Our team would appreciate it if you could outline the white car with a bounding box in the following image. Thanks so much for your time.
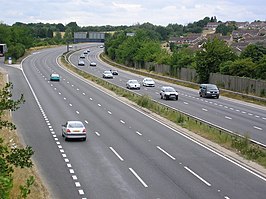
[160,86,178,100]
[103,70,113,78]
[78,60,85,66]
[90,62,97,66]
[126,80,140,89]
[143,78,155,87]
[80,54,85,59]
[62,121,87,141]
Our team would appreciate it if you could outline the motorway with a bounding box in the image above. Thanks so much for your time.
[1,44,266,199]
[69,46,266,146]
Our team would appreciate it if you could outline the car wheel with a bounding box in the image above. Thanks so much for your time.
[160,94,163,99]
[176,96,178,100]
[83,137,86,141]
[65,137,68,141]
[216,95,219,99]
[62,132,65,137]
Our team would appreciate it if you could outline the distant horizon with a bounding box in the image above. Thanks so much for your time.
[1,0,265,27]
[2,19,266,28]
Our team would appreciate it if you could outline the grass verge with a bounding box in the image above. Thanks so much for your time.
[61,54,266,168]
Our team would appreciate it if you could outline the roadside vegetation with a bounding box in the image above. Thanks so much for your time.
[1,16,266,197]
[61,54,266,168]
[0,73,48,198]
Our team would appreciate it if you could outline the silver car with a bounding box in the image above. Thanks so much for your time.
[160,86,178,100]
[103,70,113,78]
[62,121,87,141]
[143,78,155,87]
[126,80,140,89]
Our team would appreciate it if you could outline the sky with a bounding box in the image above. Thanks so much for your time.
[1,0,265,27]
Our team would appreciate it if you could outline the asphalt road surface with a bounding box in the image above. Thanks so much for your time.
[1,44,266,199]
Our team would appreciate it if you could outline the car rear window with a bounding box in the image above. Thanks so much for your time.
[68,123,84,128]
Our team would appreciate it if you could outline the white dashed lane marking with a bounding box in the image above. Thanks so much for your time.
[136,131,142,136]
[184,166,211,187]
[110,147,124,161]
[156,146,176,160]
[225,116,232,120]
[129,168,148,188]
[254,126,263,131]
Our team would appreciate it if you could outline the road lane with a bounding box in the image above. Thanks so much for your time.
[2,45,266,198]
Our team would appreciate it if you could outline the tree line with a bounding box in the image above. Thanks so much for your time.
[0,16,218,61]
[105,29,266,82]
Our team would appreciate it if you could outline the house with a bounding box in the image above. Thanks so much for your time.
[249,21,266,29]
[206,22,222,30]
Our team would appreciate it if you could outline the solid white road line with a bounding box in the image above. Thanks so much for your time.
[129,168,148,188]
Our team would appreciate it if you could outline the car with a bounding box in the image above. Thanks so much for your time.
[160,86,178,100]
[90,62,97,66]
[83,50,88,54]
[62,121,86,141]
[86,49,90,53]
[102,70,114,78]
[110,69,118,75]
[126,80,140,89]
[143,77,155,87]
[78,60,85,66]
[80,54,85,59]
[199,84,220,98]
[50,73,60,81]
[99,45,104,48]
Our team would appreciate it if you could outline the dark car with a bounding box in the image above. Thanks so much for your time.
[110,69,118,75]
[199,84,220,99]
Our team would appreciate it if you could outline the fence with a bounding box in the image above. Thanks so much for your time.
[143,62,266,97]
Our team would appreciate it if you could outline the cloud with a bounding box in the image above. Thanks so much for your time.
[0,0,265,26]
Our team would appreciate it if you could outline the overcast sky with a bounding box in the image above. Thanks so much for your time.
[1,0,265,26]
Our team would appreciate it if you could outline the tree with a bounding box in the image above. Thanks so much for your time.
[216,24,236,36]
[195,38,236,83]
[255,55,266,80]
[240,44,266,63]
[228,58,256,78]
[0,83,34,198]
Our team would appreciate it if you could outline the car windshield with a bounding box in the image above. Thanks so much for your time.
[68,122,84,128]
[145,78,153,81]
[208,85,218,89]
[165,87,175,92]
[130,80,138,83]
[104,71,112,74]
